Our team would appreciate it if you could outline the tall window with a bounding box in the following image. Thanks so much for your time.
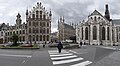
[47,35,49,41]
[36,28,39,33]
[93,26,97,40]
[29,35,31,41]
[102,27,105,40]
[40,35,42,41]
[32,14,35,19]
[43,35,46,41]
[43,15,46,20]
[36,11,39,19]
[107,27,109,40]
[47,28,49,33]
[23,30,25,34]
[36,35,39,41]
[94,16,97,21]
[29,28,31,33]
[81,28,83,40]
[29,21,31,26]
[40,11,42,19]
[85,27,88,40]
[40,28,42,33]
[47,22,49,27]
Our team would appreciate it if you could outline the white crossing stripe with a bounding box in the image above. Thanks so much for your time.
[53,57,84,65]
[70,60,92,66]
[0,54,32,58]
[50,53,73,57]
[51,55,77,60]
[100,47,116,50]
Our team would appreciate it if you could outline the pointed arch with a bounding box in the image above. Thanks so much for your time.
[102,27,105,40]
[93,26,97,40]
[85,27,88,40]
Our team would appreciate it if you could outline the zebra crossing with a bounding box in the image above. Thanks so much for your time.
[48,50,92,66]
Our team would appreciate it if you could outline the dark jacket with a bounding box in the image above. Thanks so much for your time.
[57,42,63,49]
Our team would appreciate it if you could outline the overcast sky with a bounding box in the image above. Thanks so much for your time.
[0,0,120,33]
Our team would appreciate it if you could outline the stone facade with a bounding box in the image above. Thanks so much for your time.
[76,4,120,46]
[58,17,76,42]
[1,2,52,44]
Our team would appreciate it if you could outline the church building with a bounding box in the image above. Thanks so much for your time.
[76,4,120,46]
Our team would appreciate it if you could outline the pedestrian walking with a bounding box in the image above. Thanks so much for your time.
[57,42,63,53]
[43,41,46,48]
[80,42,82,47]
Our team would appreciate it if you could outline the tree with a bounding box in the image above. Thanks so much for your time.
[11,33,19,46]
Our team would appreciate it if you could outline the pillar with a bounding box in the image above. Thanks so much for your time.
[105,26,108,45]
[90,25,93,45]
[97,25,100,45]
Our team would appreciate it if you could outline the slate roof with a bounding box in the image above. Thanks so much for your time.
[63,23,75,30]
[112,19,120,25]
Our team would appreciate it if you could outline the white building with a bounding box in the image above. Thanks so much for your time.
[76,4,120,46]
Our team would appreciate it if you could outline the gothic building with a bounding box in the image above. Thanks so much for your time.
[76,4,120,46]
[2,2,52,44]
[58,17,76,42]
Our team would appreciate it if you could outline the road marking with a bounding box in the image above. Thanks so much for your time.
[22,60,26,64]
[53,57,84,65]
[100,46,117,50]
[49,51,70,54]
[69,50,88,54]
[70,60,92,66]
[50,53,73,57]
[69,50,77,53]
[0,54,32,58]
[51,55,77,60]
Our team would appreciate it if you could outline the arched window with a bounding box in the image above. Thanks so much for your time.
[102,27,105,40]
[85,27,88,40]
[47,35,49,41]
[81,27,83,40]
[94,16,97,21]
[29,28,31,33]
[43,15,46,20]
[93,26,97,40]
[29,35,31,41]
[36,11,39,19]
[43,35,46,41]
[32,14,35,19]
[36,35,39,41]
[40,35,42,41]
[107,27,109,40]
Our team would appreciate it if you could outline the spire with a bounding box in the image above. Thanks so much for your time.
[16,13,21,18]
[26,9,28,15]
[49,9,52,17]
[63,16,65,22]
[105,4,110,20]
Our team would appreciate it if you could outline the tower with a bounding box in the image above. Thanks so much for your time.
[16,13,22,26]
[104,4,110,21]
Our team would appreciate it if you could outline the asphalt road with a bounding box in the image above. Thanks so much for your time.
[0,45,120,66]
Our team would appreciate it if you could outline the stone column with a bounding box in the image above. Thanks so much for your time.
[110,26,113,45]
[105,26,108,45]
[90,25,93,45]
[114,27,117,45]
[83,26,85,43]
[97,25,100,45]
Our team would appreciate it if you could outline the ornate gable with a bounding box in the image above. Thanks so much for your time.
[88,10,103,17]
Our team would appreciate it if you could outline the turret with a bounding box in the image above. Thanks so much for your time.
[16,13,22,26]
[49,10,52,19]
[104,4,110,21]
